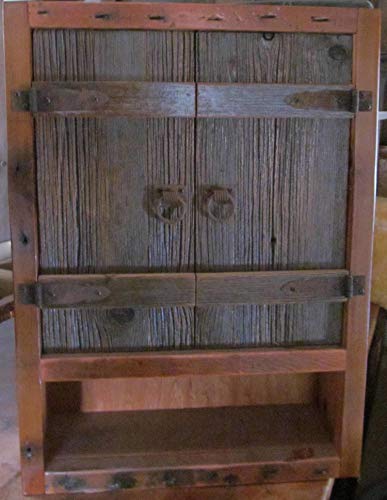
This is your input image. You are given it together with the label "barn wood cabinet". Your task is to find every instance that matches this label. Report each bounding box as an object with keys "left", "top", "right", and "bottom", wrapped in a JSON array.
[{"left": 4, "top": 1, "right": 380, "bottom": 496}]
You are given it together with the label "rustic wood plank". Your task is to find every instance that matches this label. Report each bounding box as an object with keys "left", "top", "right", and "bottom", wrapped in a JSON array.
[
  {"left": 46, "top": 374, "right": 317, "bottom": 414},
  {"left": 28, "top": 2, "right": 358, "bottom": 33},
  {"left": 40, "top": 347, "right": 346, "bottom": 381},
  {"left": 197, "top": 84, "right": 356, "bottom": 119},
  {"left": 197, "top": 270, "right": 363, "bottom": 306},
  {"left": 22, "top": 81, "right": 195, "bottom": 117},
  {"left": 19, "top": 270, "right": 363, "bottom": 309},
  {"left": 33, "top": 30, "right": 195, "bottom": 353},
  {"left": 19, "top": 273, "right": 195, "bottom": 308},
  {"left": 195, "top": 31, "right": 352, "bottom": 348},
  {"left": 44, "top": 405, "right": 339, "bottom": 493},
  {"left": 4, "top": 2, "right": 45, "bottom": 494},
  {"left": 339, "top": 9, "right": 381, "bottom": 477},
  {"left": 0, "top": 476, "right": 337, "bottom": 500}
]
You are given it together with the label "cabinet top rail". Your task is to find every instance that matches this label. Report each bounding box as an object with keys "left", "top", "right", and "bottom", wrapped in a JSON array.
[{"left": 27, "top": 2, "right": 359, "bottom": 33}]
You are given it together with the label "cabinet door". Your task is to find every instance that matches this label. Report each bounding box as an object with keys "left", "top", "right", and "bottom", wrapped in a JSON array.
[
  {"left": 34, "top": 30, "right": 195, "bottom": 352},
  {"left": 195, "top": 32, "right": 352, "bottom": 347}
]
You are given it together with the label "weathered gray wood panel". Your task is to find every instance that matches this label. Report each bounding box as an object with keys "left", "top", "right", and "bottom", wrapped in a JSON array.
[
  {"left": 195, "top": 32, "right": 352, "bottom": 347},
  {"left": 34, "top": 30, "right": 195, "bottom": 352},
  {"left": 34, "top": 30, "right": 353, "bottom": 352}
]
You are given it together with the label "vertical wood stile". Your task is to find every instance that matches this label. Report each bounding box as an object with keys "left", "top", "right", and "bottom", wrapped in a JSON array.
[
  {"left": 0, "top": 1, "right": 9, "bottom": 243},
  {"left": 340, "top": 8, "right": 381, "bottom": 476},
  {"left": 4, "top": 2, "right": 45, "bottom": 494}
]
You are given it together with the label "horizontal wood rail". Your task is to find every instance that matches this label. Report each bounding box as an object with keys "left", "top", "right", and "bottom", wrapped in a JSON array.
[
  {"left": 197, "top": 85, "right": 371, "bottom": 119},
  {"left": 18, "top": 270, "right": 364, "bottom": 309},
  {"left": 13, "top": 83, "right": 372, "bottom": 119},
  {"left": 13, "top": 82, "right": 195, "bottom": 117},
  {"left": 40, "top": 348, "right": 346, "bottom": 381},
  {"left": 19, "top": 274, "right": 195, "bottom": 308},
  {"left": 44, "top": 405, "right": 340, "bottom": 493},
  {"left": 197, "top": 270, "right": 364, "bottom": 306},
  {"left": 29, "top": 2, "right": 358, "bottom": 33}
]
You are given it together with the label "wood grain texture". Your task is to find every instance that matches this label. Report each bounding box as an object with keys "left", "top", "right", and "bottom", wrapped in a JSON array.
[
  {"left": 197, "top": 84, "right": 356, "bottom": 119},
  {"left": 4, "top": 2, "right": 45, "bottom": 494},
  {"left": 46, "top": 373, "right": 317, "bottom": 413},
  {"left": 44, "top": 405, "right": 339, "bottom": 493},
  {"left": 0, "top": 1, "right": 9, "bottom": 244},
  {"left": 197, "top": 270, "right": 354, "bottom": 305},
  {"left": 20, "top": 273, "right": 195, "bottom": 308},
  {"left": 29, "top": 81, "right": 196, "bottom": 117},
  {"left": 195, "top": 31, "right": 352, "bottom": 348},
  {"left": 28, "top": 2, "right": 358, "bottom": 33},
  {"left": 339, "top": 9, "right": 380, "bottom": 477},
  {"left": 40, "top": 347, "right": 346, "bottom": 381},
  {"left": 0, "top": 476, "right": 336, "bottom": 500},
  {"left": 33, "top": 30, "right": 195, "bottom": 352}
]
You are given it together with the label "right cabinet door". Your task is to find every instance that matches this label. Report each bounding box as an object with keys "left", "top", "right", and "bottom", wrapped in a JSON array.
[{"left": 194, "top": 32, "right": 352, "bottom": 348}]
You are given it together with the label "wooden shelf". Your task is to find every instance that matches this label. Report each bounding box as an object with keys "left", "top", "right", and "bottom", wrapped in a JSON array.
[
  {"left": 40, "top": 347, "right": 347, "bottom": 381},
  {"left": 45, "top": 404, "right": 339, "bottom": 494}
]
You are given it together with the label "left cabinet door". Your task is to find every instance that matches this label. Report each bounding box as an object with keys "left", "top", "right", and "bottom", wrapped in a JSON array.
[{"left": 34, "top": 30, "right": 196, "bottom": 353}]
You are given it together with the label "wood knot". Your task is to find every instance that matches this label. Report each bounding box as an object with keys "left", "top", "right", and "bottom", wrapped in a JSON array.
[{"left": 328, "top": 45, "right": 348, "bottom": 62}]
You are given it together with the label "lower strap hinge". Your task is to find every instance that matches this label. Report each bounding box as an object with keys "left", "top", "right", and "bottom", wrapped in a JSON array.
[{"left": 345, "top": 274, "right": 366, "bottom": 299}]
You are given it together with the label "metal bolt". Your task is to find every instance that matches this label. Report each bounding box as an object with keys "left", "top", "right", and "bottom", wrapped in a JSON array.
[
  {"left": 0, "top": 160, "right": 7, "bottom": 168},
  {"left": 263, "top": 32, "right": 275, "bottom": 41},
  {"left": 23, "top": 445, "right": 33, "bottom": 460}
]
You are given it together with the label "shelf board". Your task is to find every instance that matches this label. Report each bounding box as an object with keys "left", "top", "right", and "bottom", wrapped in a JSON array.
[
  {"left": 40, "top": 347, "right": 346, "bottom": 381},
  {"left": 45, "top": 404, "right": 340, "bottom": 493}
]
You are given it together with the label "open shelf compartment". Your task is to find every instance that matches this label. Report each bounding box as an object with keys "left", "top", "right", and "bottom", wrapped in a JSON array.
[{"left": 44, "top": 404, "right": 339, "bottom": 493}]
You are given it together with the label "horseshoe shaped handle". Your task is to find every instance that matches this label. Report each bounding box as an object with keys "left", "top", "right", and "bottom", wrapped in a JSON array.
[
  {"left": 205, "top": 188, "right": 235, "bottom": 222},
  {"left": 152, "top": 187, "right": 187, "bottom": 225}
]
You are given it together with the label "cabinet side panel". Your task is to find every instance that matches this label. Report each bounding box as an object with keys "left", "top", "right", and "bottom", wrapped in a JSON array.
[
  {"left": 5, "top": 3, "right": 45, "bottom": 493},
  {"left": 339, "top": 10, "right": 380, "bottom": 476}
]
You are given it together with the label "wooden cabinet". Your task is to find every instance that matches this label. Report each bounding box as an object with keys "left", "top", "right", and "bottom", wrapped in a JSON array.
[{"left": 4, "top": 1, "right": 380, "bottom": 496}]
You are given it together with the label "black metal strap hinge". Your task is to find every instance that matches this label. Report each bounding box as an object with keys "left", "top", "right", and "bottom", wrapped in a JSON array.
[
  {"left": 352, "top": 90, "right": 373, "bottom": 113},
  {"left": 11, "top": 86, "right": 373, "bottom": 115},
  {"left": 345, "top": 274, "right": 366, "bottom": 299},
  {"left": 18, "top": 283, "right": 42, "bottom": 307},
  {"left": 12, "top": 89, "right": 38, "bottom": 113}
]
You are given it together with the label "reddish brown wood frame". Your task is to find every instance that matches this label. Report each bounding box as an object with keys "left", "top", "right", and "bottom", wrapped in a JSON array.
[
  {"left": 4, "top": 2, "right": 380, "bottom": 495},
  {"left": 341, "top": 9, "right": 381, "bottom": 476},
  {"left": 4, "top": 3, "right": 45, "bottom": 495},
  {"left": 29, "top": 2, "right": 358, "bottom": 32}
]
